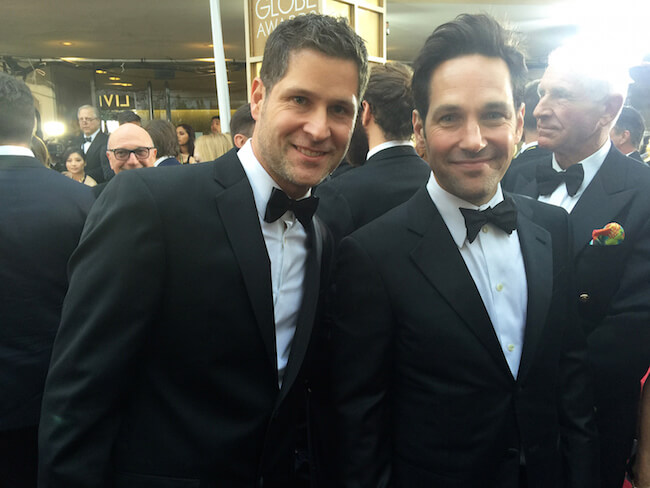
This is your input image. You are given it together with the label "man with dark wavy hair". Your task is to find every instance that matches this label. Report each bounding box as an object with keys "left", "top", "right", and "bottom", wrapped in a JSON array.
[
  {"left": 330, "top": 14, "right": 597, "bottom": 488},
  {"left": 315, "top": 62, "right": 430, "bottom": 245},
  {"left": 39, "top": 14, "right": 367, "bottom": 488}
]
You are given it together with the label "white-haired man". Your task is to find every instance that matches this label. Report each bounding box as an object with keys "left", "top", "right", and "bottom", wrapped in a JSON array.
[{"left": 504, "top": 43, "right": 650, "bottom": 488}]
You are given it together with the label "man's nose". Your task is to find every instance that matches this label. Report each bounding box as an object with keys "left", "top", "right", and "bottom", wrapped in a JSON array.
[
  {"left": 533, "top": 96, "right": 550, "bottom": 119},
  {"left": 304, "top": 107, "right": 331, "bottom": 141},
  {"left": 459, "top": 119, "right": 487, "bottom": 153}
]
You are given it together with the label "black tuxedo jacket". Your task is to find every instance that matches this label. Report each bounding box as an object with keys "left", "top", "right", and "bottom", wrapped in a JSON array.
[
  {"left": 503, "top": 146, "right": 650, "bottom": 486},
  {"left": 79, "top": 131, "right": 109, "bottom": 183},
  {"left": 39, "top": 150, "right": 332, "bottom": 487},
  {"left": 628, "top": 150, "right": 644, "bottom": 163},
  {"left": 511, "top": 144, "right": 552, "bottom": 167},
  {"left": 330, "top": 189, "right": 598, "bottom": 488},
  {"left": 0, "top": 155, "right": 93, "bottom": 430},
  {"left": 315, "top": 145, "right": 430, "bottom": 244}
]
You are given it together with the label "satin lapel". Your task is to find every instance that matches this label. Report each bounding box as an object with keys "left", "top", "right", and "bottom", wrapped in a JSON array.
[
  {"left": 275, "top": 218, "right": 324, "bottom": 406},
  {"left": 516, "top": 176, "right": 540, "bottom": 199},
  {"left": 86, "top": 133, "right": 104, "bottom": 157},
  {"left": 510, "top": 157, "right": 553, "bottom": 198},
  {"left": 407, "top": 189, "right": 511, "bottom": 376},
  {"left": 569, "top": 149, "right": 636, "bottom": 258},
  {"left": 213, "top": 154, "right": 277, "bottom": 371},
  {"left": 512, "top": 198, "right": 552, "bottom": 381}
]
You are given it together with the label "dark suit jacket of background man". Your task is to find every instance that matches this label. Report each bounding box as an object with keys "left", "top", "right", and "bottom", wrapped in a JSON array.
[
  {"left": 315, "top": 145, "right": 430, "bottom": 244},
  {"left": 78, "top": 131, "right": 109, "bottom": 183},
  {"left": 39, "top": 150, "right": 332, "bottom": 487},
  {"left": 511, "top": 144, "right": 552, "bottom": 167},
  {"left": 628, "top": 150, "right": 644, "bottom": 163},
  {"left": 503, "top": 146, "right": 650, "bottom": 486},
  {"left": 330, "top": 188, "right": 598, "bottom": 488},
  {"left": 0, "top": 155, "right": 93, "bottom": 478}
]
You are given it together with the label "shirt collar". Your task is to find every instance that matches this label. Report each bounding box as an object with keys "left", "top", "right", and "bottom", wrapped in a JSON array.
[
  {"left": 366, "top": 140, "right": 413, "bottom": 160},
  {"left": 551, "top": 139, "right": 610, "bottom": 193},
  {"left": 519, "top": 141, "right": 538, "bottom": 153},
  {"left": 425, "top": 172, "right": 505, "bottom": 248},
  {"left": 153, "top": 155, "right": 173, "bottom": 167},
  {"left": 0, "top": 145, "right": 35, "bottom": 157},
  {"left": 237, "top": 139, "right": 311, "bottom": 220},
  {"left": 84, "top": 129, "right": 100, "bottom": 141}
]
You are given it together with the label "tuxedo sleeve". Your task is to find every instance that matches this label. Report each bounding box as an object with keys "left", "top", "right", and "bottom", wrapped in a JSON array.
[
  {"left": 38, "top": 171, "right": 165, "bottom": 487},
  {"left": 329, "top": 234, "right": 393, "bottom": 488}
]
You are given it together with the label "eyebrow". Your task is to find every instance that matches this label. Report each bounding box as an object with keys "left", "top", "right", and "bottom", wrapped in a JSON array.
[
  {"left": 283, "top": 86, "right": 357, "bottom": 110},
  {"left": 430, "top": 101, "right": 513, "bottom": 117}
]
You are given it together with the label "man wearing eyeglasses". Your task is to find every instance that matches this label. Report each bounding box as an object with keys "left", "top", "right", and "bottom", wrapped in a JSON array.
[
  {"left": 77, "top": 105, "right": 109, "bottom": 183},
  {"left": 105, "top": 123, "right": 157, "bottom": 174},
  {"left": 89, "top": 123, "right": 156, "bottom": 198}
]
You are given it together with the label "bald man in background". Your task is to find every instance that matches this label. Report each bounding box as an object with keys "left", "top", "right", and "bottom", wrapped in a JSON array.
[{"left": 92, "top": 123, "right": 156, "bottom": 197}]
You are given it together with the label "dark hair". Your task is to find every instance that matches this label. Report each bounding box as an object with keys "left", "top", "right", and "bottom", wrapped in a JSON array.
[
  {"left": 523, "top": 79, "right": 541, "bottom": 131},
  {"left": 364, "top": 62, "right": 414, "bottom": 140},
  {"left": 613, "top": 106, "right": 646, "bottom": 150},
  {"left": 62, "top": 146, "right": 86, "bottom": 164},
  {"left": 412, "top": 13, "right": 527, "bottom": 123},
  {"left": 117, "top": 110, "right": 141, "bottom": 125},
  {"left": 147, "top": 119, "right": 180, "bottom": 157},
  {"left": 177, "top": 123, "right": 195, "bottom": 156},
  {"left": 260, "top": 14, "right": 369, "bottom": 98},
  {"left": 230, "top": 104, "right": 255, "bottom": 144},
  {"left": 211, "top": 115, "right": 220, "bottom": 122},
  {"left": 0, "top": 72, "right": 35, "bottom": 144}
]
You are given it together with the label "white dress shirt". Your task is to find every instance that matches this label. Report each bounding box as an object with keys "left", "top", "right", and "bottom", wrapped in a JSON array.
[
  {"left": 238, "top": 139, "right": 309, "bottom": 387},
  {"left": 366, "top": 139, "right": 413, "bottom": 160},
  {"left": 82, "top": 128, "right": 100, "bottom": 153},
  {"left": 426, "top": 174, "right": 528, "bottom": 377},
  {"left": 0, "top": 145, "right": 35, "bottom": 157},
  {"left": 538, "top": 140, "right": 610, "bottom": 213}
]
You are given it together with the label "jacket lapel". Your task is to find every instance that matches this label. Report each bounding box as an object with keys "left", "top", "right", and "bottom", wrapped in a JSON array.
[
  {"left": 407, "top": 189, "right": 512, "bottom": 377},
  {"left": 275, "top": 218, "right": 324, "bottom": 405},
  {"left": 213, "top": 153, "right": 277, "bottom": 372},
  {"left": 511, "top": 197, "right": 553, "bottom": 381},
  {"left": 569, "top": 148, "right": 636, "bottom": 257}
]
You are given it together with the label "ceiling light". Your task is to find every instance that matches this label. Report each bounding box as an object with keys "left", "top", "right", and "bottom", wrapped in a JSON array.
[
  {"left": 96, "top": 69, "right": 107, "bottom": 74},
  {"left": 109, "top": 76, "right": 120, "bottom": 81},
  {"left": 62, "top": 41, "right": 72, "bottom": 46}
]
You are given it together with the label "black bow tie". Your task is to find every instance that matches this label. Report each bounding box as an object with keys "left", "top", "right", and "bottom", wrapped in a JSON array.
[
  {"left": 84, "top": 137, "right": 92, "bottom": 143},
  {"left": 536, "top": 163, "right": 584, "bottom": 197},
  {"left": 264, "top": 187, "right": 319, "bottom": 228},
  {"left": 459, "top": 197, "right": 518, "bottom": 244}
]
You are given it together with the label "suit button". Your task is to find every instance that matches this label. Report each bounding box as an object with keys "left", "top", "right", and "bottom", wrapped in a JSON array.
[{"left": 579, "top": 293, "right": 590, "bottom": 303}]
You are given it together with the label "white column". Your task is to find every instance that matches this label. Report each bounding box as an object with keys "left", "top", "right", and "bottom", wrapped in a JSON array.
[{"left": 209, "top": 0, "right": 231, "bottom": 133}]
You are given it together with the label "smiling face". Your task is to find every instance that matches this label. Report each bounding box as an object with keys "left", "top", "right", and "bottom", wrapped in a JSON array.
[
  {"left": 250, "top": 48, "right": 359, "bottom": 199},
  {"left": 176, "top": 126, "right": 189, "bottom": 146},
  {"left": 66, "top": 151, "right": 86, "bottom": 175},
  {"left": 106, "top": 123, "right": 157, "bottom": 174},
  {"left": 413, "top": 54, "right": 523, "bottom": 206}
]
